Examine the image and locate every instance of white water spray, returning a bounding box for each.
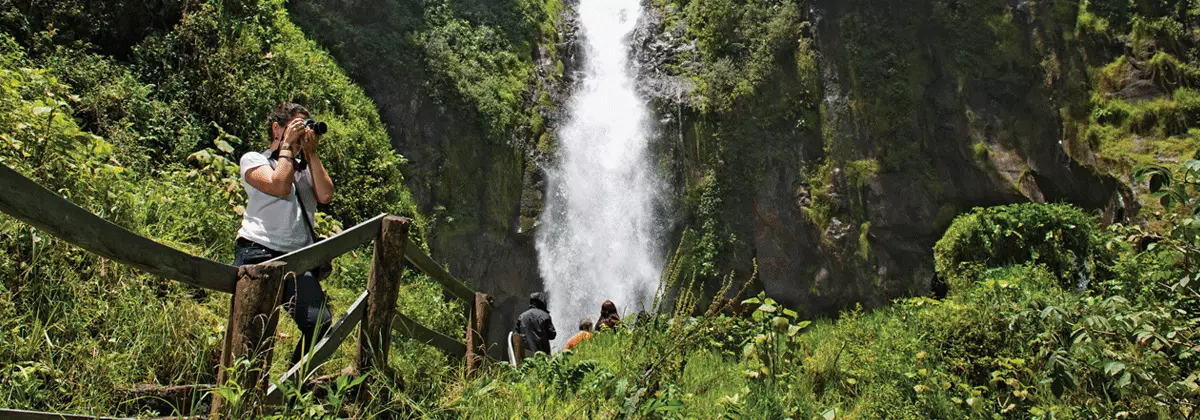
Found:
[537,0,663,348]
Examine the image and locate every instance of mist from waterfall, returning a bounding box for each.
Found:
[536,0,663,348]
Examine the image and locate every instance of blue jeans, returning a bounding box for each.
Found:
[234,238,333,364]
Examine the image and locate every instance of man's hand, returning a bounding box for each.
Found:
[300,129,319,156]
[282,118,306,149]
[300,121,333,204]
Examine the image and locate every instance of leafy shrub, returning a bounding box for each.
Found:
[0,0,183,57]
[419,3,535,140]
[0,35,235,414]
[38,47,205,165]
[934,203,1103,292]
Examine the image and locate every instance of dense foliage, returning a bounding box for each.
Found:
[0,34,234,411]
[289,0,561,143]
[934,203,1103,291]
[440,213,1196,417]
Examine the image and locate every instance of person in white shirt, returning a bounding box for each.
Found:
[233,102,335,364]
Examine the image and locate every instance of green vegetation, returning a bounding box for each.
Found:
[660,0,1088,286]
[934,203,1102,291]
[416,164,1195,418]
[287,0,564,144]
[658,0,1200,306]
[972,142,991,161]
[660,0,822,282]
[1,0,417,226]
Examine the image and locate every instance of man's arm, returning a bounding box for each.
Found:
[544,316,557,340]
[244,159,296,198]
[245,119,305,197]
[302,132,334,204]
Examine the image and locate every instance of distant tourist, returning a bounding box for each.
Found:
[636,310,652,326]
[515,292,556,354]
[563,318,594,351]
[235,101,335,364]
[597,300,621,331]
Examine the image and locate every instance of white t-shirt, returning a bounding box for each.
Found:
[237,150,317,253]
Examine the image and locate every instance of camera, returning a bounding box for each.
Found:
[268,118,326,170]
[304,119,328,136]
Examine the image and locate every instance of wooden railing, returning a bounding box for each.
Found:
[0,165,494,416]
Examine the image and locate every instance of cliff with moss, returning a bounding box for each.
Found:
[632,0,1194,315]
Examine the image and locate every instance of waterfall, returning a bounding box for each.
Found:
[536,0,663,348]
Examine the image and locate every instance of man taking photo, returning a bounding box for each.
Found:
[233,101,334,364]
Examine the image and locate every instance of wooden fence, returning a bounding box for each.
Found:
[0,164,494,416]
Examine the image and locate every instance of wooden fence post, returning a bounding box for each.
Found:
[509,332,526,368]
[356,216,409,374]
[213,261,285,414]
[465,292,493,376]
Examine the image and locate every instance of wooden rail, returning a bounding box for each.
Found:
[266,213,385,274]
[0,165,495,416]
[0,165,237,293]
[466,292,493,376]
[0,408,128,420]
[211,262,286,412]
[358,217,409,374]
[265,290,369,403]
[404,238,476,302]
[392,312,467,358]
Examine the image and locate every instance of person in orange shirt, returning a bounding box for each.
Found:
[563,318,594,351]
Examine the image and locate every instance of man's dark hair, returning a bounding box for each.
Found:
[266,102,310,141]
[529,292,548,311]
[579,318,593,332]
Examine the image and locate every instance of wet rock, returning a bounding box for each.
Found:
[826,218,851,242]
[632,0,697,103]
[794,185,811,208]
[1114,79,1167,102]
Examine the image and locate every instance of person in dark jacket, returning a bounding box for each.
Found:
[515,292,556,354]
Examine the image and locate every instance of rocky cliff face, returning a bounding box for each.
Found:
[635,0,1138,316]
